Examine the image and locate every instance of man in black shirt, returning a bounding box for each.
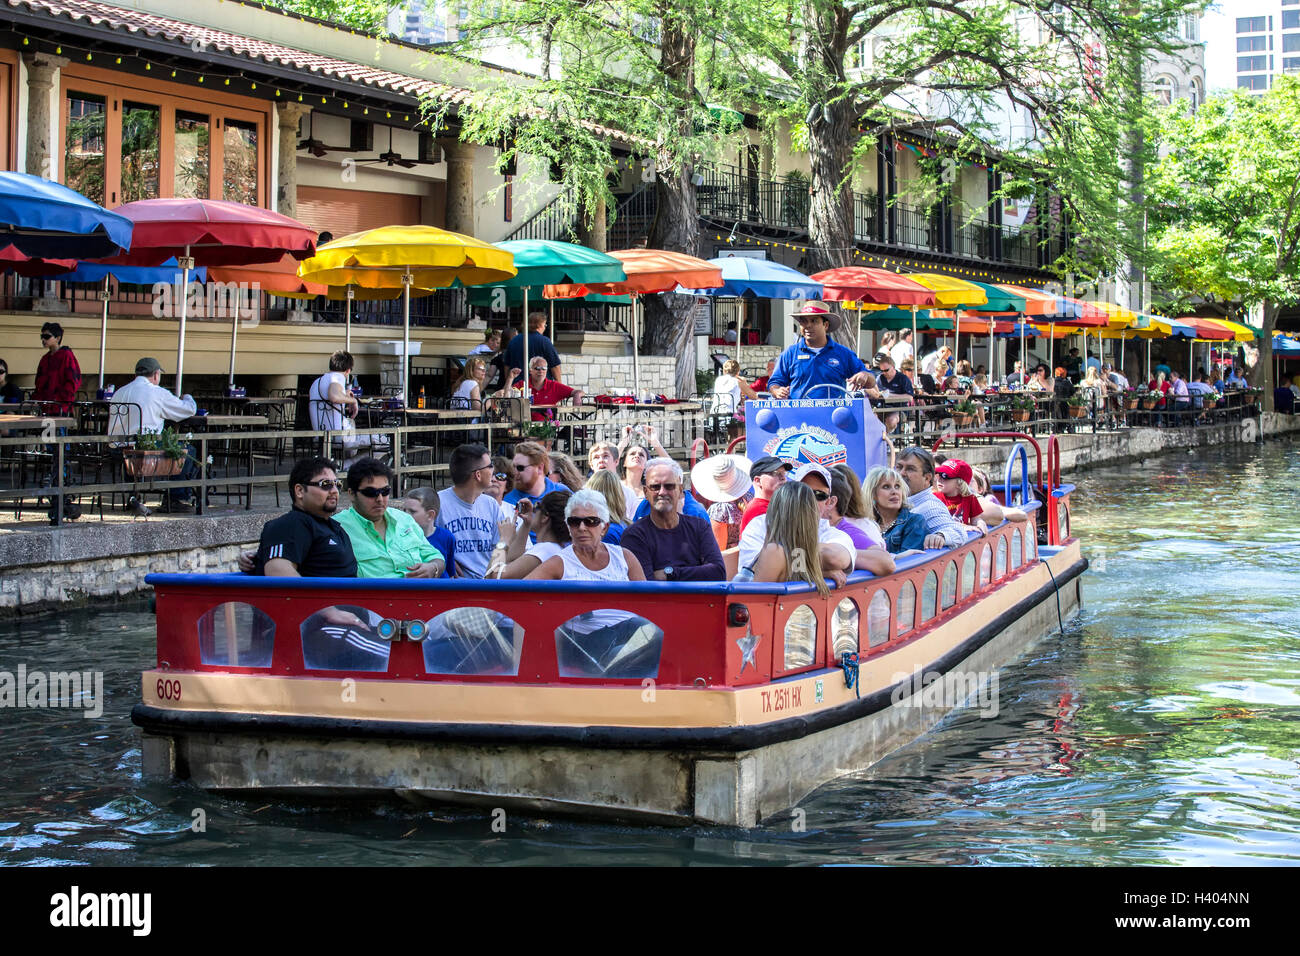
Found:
[875,353,914,432]
[252,457,358,577]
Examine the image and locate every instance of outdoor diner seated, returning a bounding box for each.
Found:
[525,489,647,581]
[738,462,855,577]
[710,359,759,416]
[864,465,932,553]
[308,350,387,462]
[620,458,726,581]
[109,356,201,513]
[1224,366,1247,389]
[0,358,22,404]
[514,357,584,421]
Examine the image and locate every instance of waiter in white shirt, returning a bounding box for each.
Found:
[110,356,200,512]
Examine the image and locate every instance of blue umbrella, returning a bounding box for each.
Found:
[1272,334,1300,355]
[0,171,132,259]
[680,256,822,360]
[50,259,205,392]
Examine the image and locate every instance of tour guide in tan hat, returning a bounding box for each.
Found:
[767,304,875,400]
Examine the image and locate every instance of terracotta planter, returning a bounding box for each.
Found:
[124,449,184,478]
[1124,399,1139,410]
[1011,409,1032,422]
[951,413,975,428]
[1141,398,1159,409]
[1066,405,1088,419]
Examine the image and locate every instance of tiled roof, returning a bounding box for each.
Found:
[4,0,472,104]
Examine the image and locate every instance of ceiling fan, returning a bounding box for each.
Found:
[297,114,347,158]
[355,127,442,169]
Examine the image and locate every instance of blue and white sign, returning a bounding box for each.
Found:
[744,397,888,480]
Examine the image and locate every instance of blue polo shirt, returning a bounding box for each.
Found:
[769,340,868,400]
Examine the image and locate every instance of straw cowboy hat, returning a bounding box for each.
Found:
[793,303,842,335]
[690,454,753,504]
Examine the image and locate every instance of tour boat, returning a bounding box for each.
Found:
[133,433,1084,826]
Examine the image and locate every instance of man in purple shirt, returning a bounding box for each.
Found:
[619,458,726,581]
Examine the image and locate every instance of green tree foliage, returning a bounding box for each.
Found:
[260,1,397,34]
[1145,79,1300,400]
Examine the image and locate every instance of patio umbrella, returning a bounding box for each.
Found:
[812,267,937,368]
[680,257,823,363]
[104,199,317,395]
[0,247,78,276]
[299,225,516,400]
[573,249,724,398]
[489,240,625,402]
[51,259,207,391]
[0,171,133,260]
[907,274,988,379]
[207,255,328,386]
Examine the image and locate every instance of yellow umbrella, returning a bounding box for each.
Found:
[907,274,988,374]
[299,225,516,397]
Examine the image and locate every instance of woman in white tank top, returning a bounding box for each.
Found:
[525,489,647,582]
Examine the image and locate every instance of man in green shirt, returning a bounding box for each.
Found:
[335,457,445,578]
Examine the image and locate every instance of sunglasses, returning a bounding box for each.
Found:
[355,485,392,498]
[811,489,830,502]
[306,479,343,491]
[646,482,678,492]
[566,515,603,528]
[493,471,509,482]
[40,333,53,341]
[514,463,532,472]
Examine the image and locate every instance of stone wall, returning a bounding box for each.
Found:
[560,354,677,399]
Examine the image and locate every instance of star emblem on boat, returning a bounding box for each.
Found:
[736,625,762,674]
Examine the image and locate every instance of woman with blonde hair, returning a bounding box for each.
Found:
[451,357,488,409]
[547,451,586,492]
[746,482,830,597]
[864,465,930,554]
[585,468,628,544]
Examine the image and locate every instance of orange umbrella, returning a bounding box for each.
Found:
[811,267,937,306]
[573,249,724,397]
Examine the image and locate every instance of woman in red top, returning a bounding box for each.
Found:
[34,322,81,415]
[1147,371,1171,409]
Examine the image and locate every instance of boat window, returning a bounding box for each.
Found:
[423,607,523,676]
[783,605,818,670]
[1011,529,1023,569]
[1025,529,1037,562]
[866,591,890,647]
[1058,502,1069,539]
[961,553,977,599]
[896,581,916,635]
[996,537,1008,578]
[556,610,663,679]
[197,602,274,668]
[980,544,992,586]
[833,599,860,657]
[941,561,957,609]
[300,606,393,672]
[920,571,937,622]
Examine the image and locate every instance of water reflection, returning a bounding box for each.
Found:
[0,442,1297,864]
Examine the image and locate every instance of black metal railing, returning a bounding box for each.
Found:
[607,182,657,251]
[503,187,580,243]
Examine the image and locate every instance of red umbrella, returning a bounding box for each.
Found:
[102,199,317,394]
[0,245,77,276]
[810,267,936,306]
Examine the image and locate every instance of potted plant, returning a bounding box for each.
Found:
[1009,392,1035,422]
[1138,385,1159,410]
[1122,387,1139,410]
[521,420,558,447]
[124,427,189,478]
[1065,394,1089,418]
[951,398,980,428]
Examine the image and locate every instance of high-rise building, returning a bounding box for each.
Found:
[1227,1,1300,93]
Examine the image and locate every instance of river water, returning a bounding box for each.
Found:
[2,440,1298,866]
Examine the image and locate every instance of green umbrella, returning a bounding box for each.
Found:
[484,239,628,401]
[967,281,1027,313]
[857,307,954,331]
[467,286,631,307]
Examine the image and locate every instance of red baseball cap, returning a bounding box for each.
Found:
[935,458,973,483]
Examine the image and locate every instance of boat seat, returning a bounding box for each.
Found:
[722,546,740,579]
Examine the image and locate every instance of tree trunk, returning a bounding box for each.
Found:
[645,159,701,400]
[640,13,700,402]
[1255,300,1277,410]
[802,2,857,352]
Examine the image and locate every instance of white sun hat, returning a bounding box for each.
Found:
[690,454,753,503]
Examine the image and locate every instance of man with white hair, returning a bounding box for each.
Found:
[620,458,726,581]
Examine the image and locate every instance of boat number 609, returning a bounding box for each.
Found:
[156,678,182,701]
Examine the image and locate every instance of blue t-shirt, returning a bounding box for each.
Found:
[427,526,458,578]
[632,493,710,523]
[504,331,561,378]
[602,522,625,545]
[505,477,567,508]
[768,340,868,400]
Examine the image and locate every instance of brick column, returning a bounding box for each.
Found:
[276,103,311,218]
[23,53,67,179]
